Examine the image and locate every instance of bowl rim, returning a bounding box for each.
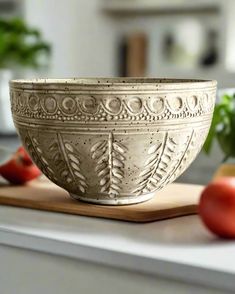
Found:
[9,77,217,91]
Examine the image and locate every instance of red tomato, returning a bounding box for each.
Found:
[199,177,235,238]
[0,146,41,185]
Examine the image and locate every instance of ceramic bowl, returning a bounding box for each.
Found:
[10,78,217,205]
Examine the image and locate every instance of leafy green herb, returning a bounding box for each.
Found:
[203,93,235,161]
[0,18,51,69]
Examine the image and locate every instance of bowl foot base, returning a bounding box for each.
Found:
[69,191,156,206]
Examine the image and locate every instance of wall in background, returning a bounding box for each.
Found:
[24,0,235,88]
[23,0,230,184]
[24,0,118,77]
[225,0,235,71]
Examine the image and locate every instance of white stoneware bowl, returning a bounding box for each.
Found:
[10,78,217,205]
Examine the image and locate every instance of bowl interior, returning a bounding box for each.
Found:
[10,77,216,87]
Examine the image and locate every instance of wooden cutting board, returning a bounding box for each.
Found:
[213,164,235,180]
[0,179,203,222]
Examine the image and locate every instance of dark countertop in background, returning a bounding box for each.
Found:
[0,134,20,150]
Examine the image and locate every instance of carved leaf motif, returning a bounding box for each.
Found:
[56,135,87,193]
[132,143,162,195]
[138,167,152,178]
[49,141,73,184]
[24,134,56,182]
[113,142,127,153]
[91,133,126,198]
[160,132,194,188]
[133,134,190,195]
[166,129,207,186]
[148,144,160,155]
[144,153,159,166]
[90,140,106,153]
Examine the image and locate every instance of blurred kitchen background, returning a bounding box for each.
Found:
[1,0,235,184]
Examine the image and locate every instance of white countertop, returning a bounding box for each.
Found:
[0,205,235,292]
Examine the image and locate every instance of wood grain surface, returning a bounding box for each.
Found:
[0,179,204,222]
[213,164,235,181]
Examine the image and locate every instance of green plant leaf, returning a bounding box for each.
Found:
[203,105,221,154]
[203,93,235,161]
[0,17,51,69]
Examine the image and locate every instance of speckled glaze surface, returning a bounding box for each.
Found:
[10,78,217,205]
